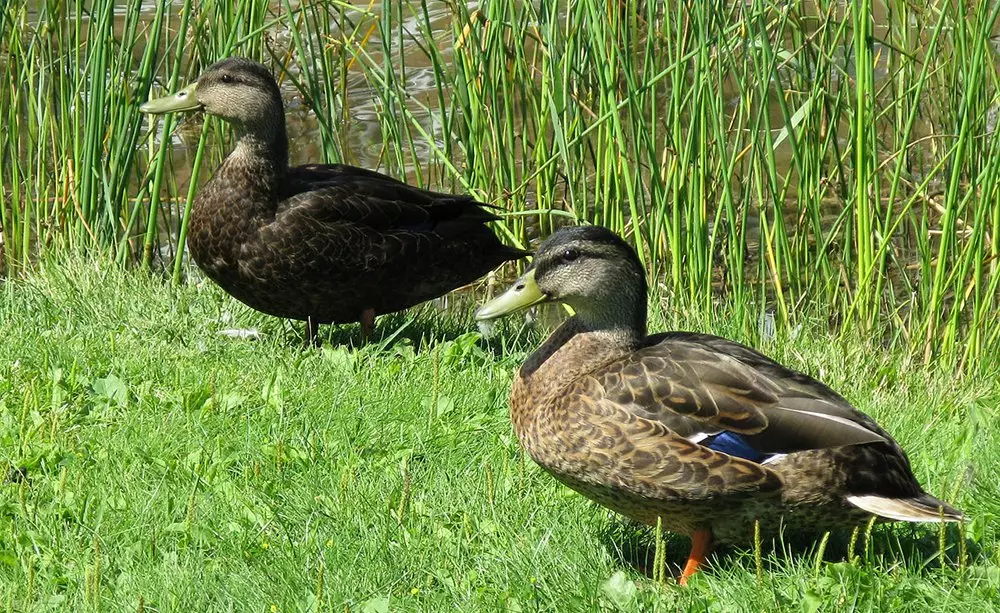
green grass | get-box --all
[2,1,999,610]
[1,260,997,611]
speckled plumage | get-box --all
[511,324,949,543]
[478,225,963,582]
[145,58,527,336]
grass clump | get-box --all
[0,259,996,611]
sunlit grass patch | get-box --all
[0,259,995,611]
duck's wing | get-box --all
[595,332,889,457]
[548,334,895,501]
[554,373,783,500]
[277,164,503,234]
[255,164,525,313]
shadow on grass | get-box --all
[599,517,983,583]
[264,295,544,359]
[270,308,475,350]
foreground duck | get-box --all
[475,225,963,585]
[140,58,527,342]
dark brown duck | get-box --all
[476,225,963,585]
[140,58,527,341]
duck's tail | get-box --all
[500,245,533,261]
[846,493,964,523]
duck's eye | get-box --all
[561,248,580,262]
[220,73,234,84]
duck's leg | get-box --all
[305,316,321,347]
[678,529,713,586]
[359,308,376,342]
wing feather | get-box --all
[594,334,887,458]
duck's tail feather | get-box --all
[846,493,964,523]
[501,245,533,260]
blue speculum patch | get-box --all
[702,431,772,463]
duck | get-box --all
[139,58,528,343]
[475,225,963,585]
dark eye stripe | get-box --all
[534,247,588,280]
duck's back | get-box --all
[188,162,526,324]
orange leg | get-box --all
[360,308,376,342]
[679,529,713,586]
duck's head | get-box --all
[476,225,648,339]
[140,58,284,129]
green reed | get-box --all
[0,0,997,367]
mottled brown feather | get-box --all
[499,226,963,548]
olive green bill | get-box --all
[139,82,201,114]
[475,268,549,321]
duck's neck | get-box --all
[573,301,647,347]
[228,120,289,174]
[188,114,289,273]
[520,314,643,382]
[199,117,289,227]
